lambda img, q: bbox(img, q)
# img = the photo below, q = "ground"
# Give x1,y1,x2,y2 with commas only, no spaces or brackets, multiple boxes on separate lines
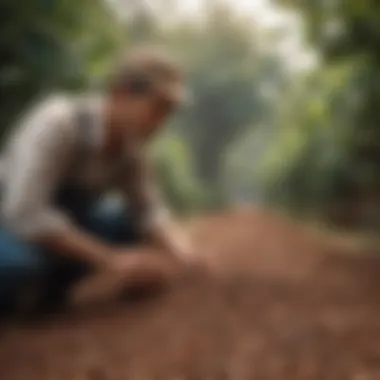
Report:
1,206,380,380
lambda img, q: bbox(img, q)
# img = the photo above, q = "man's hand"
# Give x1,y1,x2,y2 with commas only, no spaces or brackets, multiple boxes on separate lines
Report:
105,249,175,278
147,217,199,265
70,250,178,307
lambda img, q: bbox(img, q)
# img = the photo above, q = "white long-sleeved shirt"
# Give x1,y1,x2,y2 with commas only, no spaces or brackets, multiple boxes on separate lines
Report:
0,94,168,241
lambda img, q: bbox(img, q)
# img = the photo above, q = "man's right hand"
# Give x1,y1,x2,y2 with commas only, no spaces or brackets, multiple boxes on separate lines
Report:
41,229,180,306
104,249,175,281
71,249,177,307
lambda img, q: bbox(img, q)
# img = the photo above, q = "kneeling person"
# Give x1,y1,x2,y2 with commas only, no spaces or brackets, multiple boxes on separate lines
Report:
0,46,194,313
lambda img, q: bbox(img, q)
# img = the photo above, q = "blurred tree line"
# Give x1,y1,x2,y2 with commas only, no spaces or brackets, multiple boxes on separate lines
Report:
0,0,378,230
265,0,380,229
0,0,123,137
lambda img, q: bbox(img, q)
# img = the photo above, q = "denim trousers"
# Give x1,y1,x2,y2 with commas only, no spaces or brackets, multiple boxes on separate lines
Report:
0,186,141,311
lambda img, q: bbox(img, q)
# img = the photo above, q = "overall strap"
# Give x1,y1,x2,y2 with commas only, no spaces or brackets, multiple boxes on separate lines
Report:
53,103,96,218
74,103,93,166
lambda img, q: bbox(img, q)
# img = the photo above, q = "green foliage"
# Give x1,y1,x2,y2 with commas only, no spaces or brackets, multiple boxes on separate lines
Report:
162,3,281,187
0,0,124,137
258,64,349,206
254,0,379,228
276,0,380,60
151,131,215,215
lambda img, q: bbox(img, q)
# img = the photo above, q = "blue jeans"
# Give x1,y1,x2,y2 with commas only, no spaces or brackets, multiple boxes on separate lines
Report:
0,199,141,310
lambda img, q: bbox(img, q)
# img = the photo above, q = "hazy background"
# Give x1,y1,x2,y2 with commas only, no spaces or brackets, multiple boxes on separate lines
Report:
1,0,379,233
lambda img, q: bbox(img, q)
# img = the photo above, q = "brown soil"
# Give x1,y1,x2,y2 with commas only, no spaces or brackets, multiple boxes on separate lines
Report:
1,206,380,380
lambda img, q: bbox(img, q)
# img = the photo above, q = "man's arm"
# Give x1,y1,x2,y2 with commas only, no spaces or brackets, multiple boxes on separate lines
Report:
122,145,194,262
2,100,113,270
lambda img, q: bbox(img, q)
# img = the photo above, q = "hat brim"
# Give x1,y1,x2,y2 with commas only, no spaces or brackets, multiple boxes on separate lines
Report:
158,83,192,107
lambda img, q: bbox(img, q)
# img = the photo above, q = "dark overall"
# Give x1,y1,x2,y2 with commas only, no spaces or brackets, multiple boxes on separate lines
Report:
0,111,142,314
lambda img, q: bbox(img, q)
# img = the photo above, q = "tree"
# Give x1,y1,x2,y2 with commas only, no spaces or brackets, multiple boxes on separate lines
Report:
263,0,380,228
164,3,285,190
0,0,124,139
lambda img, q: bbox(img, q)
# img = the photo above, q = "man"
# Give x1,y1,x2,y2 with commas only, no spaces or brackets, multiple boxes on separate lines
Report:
0,46,195,313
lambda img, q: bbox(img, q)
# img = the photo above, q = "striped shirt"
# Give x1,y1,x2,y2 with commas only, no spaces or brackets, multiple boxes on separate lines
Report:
0,94,168,241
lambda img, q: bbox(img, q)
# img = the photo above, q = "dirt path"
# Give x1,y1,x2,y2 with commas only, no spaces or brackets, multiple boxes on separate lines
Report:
1,208,380,380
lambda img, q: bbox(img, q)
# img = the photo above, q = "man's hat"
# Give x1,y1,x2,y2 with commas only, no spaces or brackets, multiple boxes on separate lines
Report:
111,45,191,106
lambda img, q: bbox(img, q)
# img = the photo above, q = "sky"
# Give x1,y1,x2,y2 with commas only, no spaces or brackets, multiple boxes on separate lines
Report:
107,0,317,72
179,0,286,27
177,0,317,71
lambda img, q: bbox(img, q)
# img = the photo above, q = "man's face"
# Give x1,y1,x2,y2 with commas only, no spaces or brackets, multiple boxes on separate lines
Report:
114,91,175,137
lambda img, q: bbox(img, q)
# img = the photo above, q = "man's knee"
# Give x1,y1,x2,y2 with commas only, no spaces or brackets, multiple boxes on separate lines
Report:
0,230,45,303
0,230,45,273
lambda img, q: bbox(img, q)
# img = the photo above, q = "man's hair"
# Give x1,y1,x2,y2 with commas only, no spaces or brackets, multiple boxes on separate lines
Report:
108,45,186,103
